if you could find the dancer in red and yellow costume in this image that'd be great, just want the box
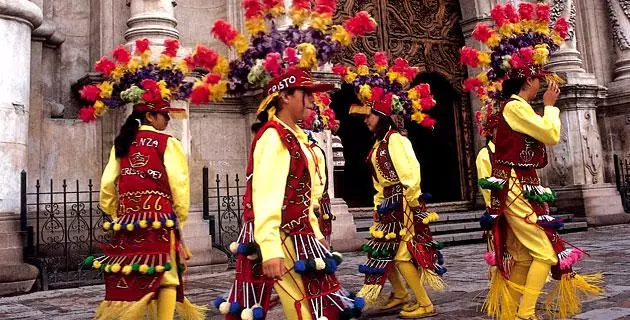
[335,52,445,319]
[462,3,604,319]
[208,1,377,319]
[79,38,230,320]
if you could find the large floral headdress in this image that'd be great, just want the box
[334,52,438,129]
[459,2,569,137]
[302,92,339,133]
[78,39,229,122]
[210,0,377,95]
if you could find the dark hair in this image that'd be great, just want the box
[250,88,298,134]
[501,78,527,100]
[374,112,394,140]
[114,111,148,158]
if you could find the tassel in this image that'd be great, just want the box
[544,273,604,319]
[357,284,383,304]
[175,297,209,320]
[420,268,446,292]
[482,268,537,320]
[119,293,155,320]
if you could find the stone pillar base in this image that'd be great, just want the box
[554,184,630,226]
[181,206,219,266]
[330,198,363,252]
[0,214,38,296]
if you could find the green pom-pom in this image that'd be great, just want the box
[164,262,172,271]
[83,256,95,266]
[132,263,140,272]
[177,264,185,273]
[435,242,445,250]
[147,267,156,275]
[360,244,370,252]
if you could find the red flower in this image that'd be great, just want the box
[292,0,310,10]
[303,109,316,129]
[332,64,348,77]
[343,11,377,37]
[211,20,238,45]
[518,3,535,20]
[472,23,494,43]
[554,17,569,39]
[284,47,299,65]
[536,3,551,22]
[374,51,388,66]
[94,57,116,76]
[315,0,336,15]
[371,86,384,102]
[317,92,331,106]
[192,44,219,70]
[353,53,367,66]
[112,46,131,63]
[263,52,283,77]
[475,86,486,97]
[491,4,507,27]
[420,97,436,110]
[404,66,418,81]
[140,79,161,102]
[459,47,479,68]
[463,78,482,92]
[78,107,96,123]
[204,73,222,85]
[420,115,437,129]
[80,85,101,102]
[135,38,150,54]
[511,47,534,70]
[262,0,282,10]
[391,58,410,73]
[190,85,210,105]
[504,4,519,23]
[415,83,432,97]
[243,0,264,19]
[162,39,180,57]
[184,55,196,69]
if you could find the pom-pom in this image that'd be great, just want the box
[104,264,112,273]
[132,263,140,272]
[152,220,162,229]
[536,3,551,22]
[139,264,149,274]
[164,262,172,271]
[490,4,507,27]
[284,47,299,65]
[165,219,175,228]
[125,223,134,231]
[102,221,111,231]
[294,260,307,273]
[112,46,131,63]
[252,305,265,320]
[219,302,230,314]
[111,263,121,273]
[324,258,337,273]
[94,57,116,76]
[353,53,368,66]
[472,23,494,43]
[83,256,95,266]
[263,52,283,77]
[212,20,239,45]
[190,84,211,105]
[214,296,226,309]
[92,260,102,269]
[374,51,388,69]
[314,258,326,271]
[518,3,535,20]
[147,267,155,275]
[229,302,242,314]
[484,251,496,266]
[156,265,165,272]
[139,220,148,228]
[554,17,569,39]
[113,223,121,231]
[460,47,480,68]
[122,265,132,275]
[241,307,254,320]
[503,3,519,23]
[135,38,150,54]
[354,296,366,310]
[229,242,239,254]
[332,64,348,77]
[80,85,101,102]
[343,11,377,37]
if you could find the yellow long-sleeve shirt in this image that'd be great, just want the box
[476,141,495,207]
[503,94,561,145]
[310,142,327,207]
[252,117,325,263]
[99,125,190,227]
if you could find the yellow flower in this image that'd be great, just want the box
[127,58,142,73]
[141,51,151,66]
[411,99,420,111]
[478,52,491,67]
[396,74,409,86]
[158,54,173,69]
[511,22,524,35]
[345,71,357,83]
[98,81,113,99]
[297,43,318,70]
[176,60,189,74]
[499,24,514,37]
[210,81,228,101]
[94,100,108,116]
[332,25,351,47]
[245,17,266,35]
[487,34,501,48]
[268,5,285,17]
[212,56,229,76]
[233,34,249,56]
[359,84,372,101]
[478,72,489,84]
[290,7,308,26]
[111,65,126,81]
[387,71,398,83]
[522,20,535,32]
[535,22,550,35]
[311,13,332,31]
[408,88,418,100]
[411,112,425,123]
[532,44,549,65]
[551,34,564,45]
[157,80,172,100]
[357,65,369,76]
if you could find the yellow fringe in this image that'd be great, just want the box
[420,268,446,292]
[357,284,384,304]
[482,268,538,320]
[175,297,209,320]
[544,273,604,319]
[93,292,207,320]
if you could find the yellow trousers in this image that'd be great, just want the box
[388,239,432,307]
[274,233,314,320]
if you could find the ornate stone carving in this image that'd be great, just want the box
[548,126,570,185]
[582,112,602,184]
[607,0,630,50]
[550,0,576,39]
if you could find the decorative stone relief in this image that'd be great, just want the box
[550,0,576,39]
[548,125,570,185]
[582,112,602,184]
[607,0,630,50]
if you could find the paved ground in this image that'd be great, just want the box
[1,224,629,319]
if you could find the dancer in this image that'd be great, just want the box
[462,3,604,319]
[336,52,445,319]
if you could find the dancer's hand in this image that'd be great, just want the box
[263,258,287,280]
[543,81,561,106]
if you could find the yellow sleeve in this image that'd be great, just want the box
[475,147,492,207]
[503,100,561,145]
[99,146,120,219]
[309,145,326,240]
[164,137,190,229]
[373,177,384,210]
[389,133,422,207]
[253,128,289,262]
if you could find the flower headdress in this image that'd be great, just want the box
[302,92,339,133]
[460,2,569,137]
[334,52,438,129]
[78,39,229,122]
[210,0,377,95]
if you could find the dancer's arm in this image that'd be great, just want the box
[164,137,190,230]
[99,146,120,219]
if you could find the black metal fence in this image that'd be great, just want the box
[202,167,245,266]
[20,171,110,289]
[614,155,630,213]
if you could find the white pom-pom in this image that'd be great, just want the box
[219,302,230,314]
[314,258,326,271]
[317,317,328,320]
[241,307,254,320]
[229,242,239,254]
[332,252,343,259]
[247,254,259,260]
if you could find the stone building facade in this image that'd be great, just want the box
[0,0,629,293]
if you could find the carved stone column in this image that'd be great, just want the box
[546,0,585,72]
[607,0,630,81]
[124,0,179,44]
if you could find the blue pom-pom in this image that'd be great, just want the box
[294,260,306,273]
[133,221,141,229]
[237,244,247,254]
[229,302,241,314]
[354,297,365,310]
[252,306,265,320]
[437,251,444,265]
[479,211,495,230]
[358,264,368,274]
[160,217,167,224]
[421,193,433,202]
[146,217,153,224]
[324,258,337,274]
[213,296,225,309]
[435,265,447,276]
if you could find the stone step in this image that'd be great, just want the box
[0,232,22,249]
[0,216,20,233]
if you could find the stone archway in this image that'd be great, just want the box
[332,0,475,205]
